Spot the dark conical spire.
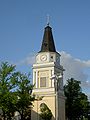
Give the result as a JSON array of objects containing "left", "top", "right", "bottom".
[{"left": 39, "top": 25, "right": 56, "bottom": 52}]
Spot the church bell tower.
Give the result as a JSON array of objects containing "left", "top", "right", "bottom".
[{"left": 31, "top": 24, "right": 65, "bottom": 120}]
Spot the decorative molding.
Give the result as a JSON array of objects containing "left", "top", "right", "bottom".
[{"left": 33, "top": 87, "right": 55, "bottom": 93}]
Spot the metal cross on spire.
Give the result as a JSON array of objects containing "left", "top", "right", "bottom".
[{"left": 47, "top": 14, "right": 50, "bottom": 26}]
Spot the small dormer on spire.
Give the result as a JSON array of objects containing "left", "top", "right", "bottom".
[{"left": 39, "top": 23, "right": 56, "bottom": 52}]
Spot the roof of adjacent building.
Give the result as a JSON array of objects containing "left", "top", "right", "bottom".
[{"left": 39, "top": 25, "right": 56, "bottom": 52}]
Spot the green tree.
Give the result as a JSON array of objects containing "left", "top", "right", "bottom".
[
  {"left": 0, "top": 62, "right": 19, "bottom": 120},
  {"left": 64, "top": 78, "right": 89, "bottom": 120},
  {"left": 40, "top": 103, "right": 52, "bottom": 120},
  {"left": 15, "top": 72, "right": 35, "bottom": 120},
  {"left": 0, "top": 62, "right": 35, "bottom": 120}
]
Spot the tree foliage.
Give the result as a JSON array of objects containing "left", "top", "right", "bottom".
[
  {"left": 0, "top": 62, "right": 18, "bottom": 119},
  {"left": 0, "top": 62, "right": 35, "bottom": 120},
  {"left": 40, "top": 103, "right": 52, "bottom": 120},
  {"left": 64, "top": 78, "right": 90, "bottom": 120},
  {"left": 15, "top": 72, "right": 35, "bottom": 120}
]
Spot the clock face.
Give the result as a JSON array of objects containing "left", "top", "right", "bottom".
[{"left": 40, "top": 55, "right": 47, "bottom": 61}]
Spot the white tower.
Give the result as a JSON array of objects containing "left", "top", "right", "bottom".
[{"left": 31, "top": 25, "right": 65, "bottom": 120}]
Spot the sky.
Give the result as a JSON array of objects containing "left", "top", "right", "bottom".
[{"left": 0, "top": 0, "right": 90, "bottom": 99}]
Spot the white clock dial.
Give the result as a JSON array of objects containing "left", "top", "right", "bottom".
[{"left": 40, "top": 55, "right": 47, "bottom": 61}]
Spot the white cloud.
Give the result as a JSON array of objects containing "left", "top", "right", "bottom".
[
  {"left": 16, "top": 53, "right": 35, "bottom": 66},
  {"left": 88, "top": 94, "right": 90, "bottom": 101},
  {"left": 84, "top": 91, "right": 90, "bottom": 101},
  {"left": 60, "top": 51, "right": 90, "bottom": 87}
]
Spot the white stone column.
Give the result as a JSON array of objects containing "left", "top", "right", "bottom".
[
  {"left": 33, "top": 71, "right": 35, "bottom": 86},
  {"left": 36, "top": 71, "right": 38, "bottom": 88},
  {"left": 51, "top": 70, "right": 54, "bottom": 87}
]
